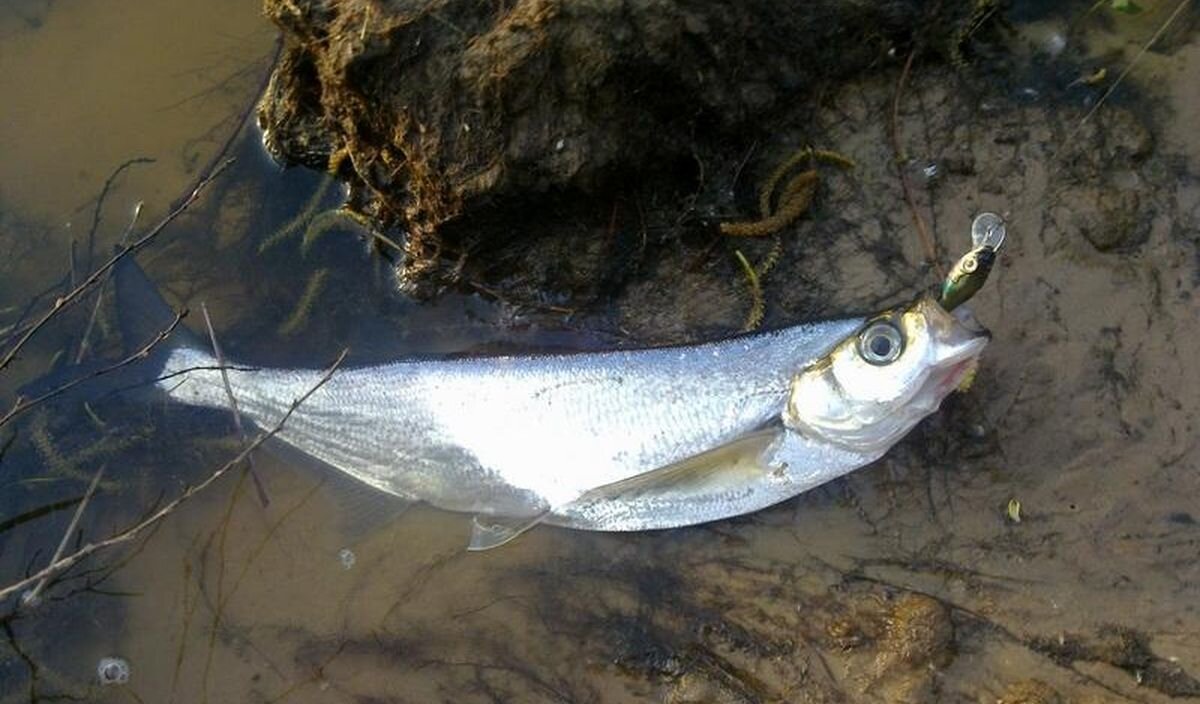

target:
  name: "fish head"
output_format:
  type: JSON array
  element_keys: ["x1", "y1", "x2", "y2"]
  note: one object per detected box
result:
[{"x1": 784, "y1": 296, "x2": 989, "y2": 455}]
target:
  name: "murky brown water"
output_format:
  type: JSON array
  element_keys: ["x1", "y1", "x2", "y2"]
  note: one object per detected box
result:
[{"x1": 1, "y1": 2, "x2": 1198, "y2": 703}]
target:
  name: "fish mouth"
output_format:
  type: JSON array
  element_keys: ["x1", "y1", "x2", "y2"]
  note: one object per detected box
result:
[
  {"x1": 932, "y1": 355, "x2": 980, "y2": 396},
  {"x1": 928, "y1": 326, "x2": 988, "y2": 397},
  {"x1": 941, "y1": 332, "x2": 989, "y2": 365},
  {"x1": 914, "y1": 299, "x2": 990, "y2": 400},
  {"x1": 925, "y1": 298, "x2": 990, "y2": 364}
]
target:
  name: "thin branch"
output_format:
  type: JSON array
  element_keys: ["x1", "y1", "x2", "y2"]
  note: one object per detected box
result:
[
  {"x1": 890, "y1": 49, "x2": 943, "y2": 279},
  {"x1": 0, "y1": 312, "x2": 186, "y2": 429},
  {"x1": 0, "y1": 348, "x2": 348, "y2": 605},
  {"x1": 75, "y1": 202, "x2": 144, "y2": 364},
  {"x1": 0, "y1": 274, "x2": 72, "y2": 349},
  {"x1": 20, "y1": 465, "x2": 106, "y2": 607},
  {"x1": 0, "y1": 158, "x2": 234, "y2": 374},
  {"x1": 84, "y1": 158, "x2": 156, "y2": 269},
  {"x1": 201, "y1": 302, "x2": 269, "y2": 507},
  {"x1": 1076, "y1": 0, "x2": 1193, "y2": 130},
  {"x1": 68, "y1": 239, "x2": 78, "y2": 289},
  {"x1": 0, "y1": 496, "x2": 83, "y2": 538}
]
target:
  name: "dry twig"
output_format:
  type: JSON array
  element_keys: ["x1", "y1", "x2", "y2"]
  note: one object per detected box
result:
[
  {"x1": 201, "y1": 302, "x2": 269, "y2": 507},
  {"x1": 0, "y1": 312, "x2": 186, "y2": 429},
  {"x1": 83, "y1": 158, "x2": 155, "y2": 268},
  {"x1": 0, "y1": 159, "x2": 234, "y2": 374},
  {"x1": 890, "y1": 50, "x2": 943, "y2": 279},
  {"x1": 75, "y1": 202, "x2": 144, "y2": 364},
  {"x1": 20, "y1": 465, "x2": 107, "y2": 607},
  {"x1": 0, "y1": 349, "x2": 348, "y2": 605}
]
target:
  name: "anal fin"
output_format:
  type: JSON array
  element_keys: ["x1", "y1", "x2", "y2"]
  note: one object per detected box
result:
[
  {"x1": 260, "y1": 437, "x2": 413, "y2": 543},
  {"x1": 468, "y1": 511, "x2": 549, "y2": 551}
]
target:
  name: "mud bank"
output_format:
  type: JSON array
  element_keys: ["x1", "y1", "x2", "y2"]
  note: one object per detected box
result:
[{"x1": 257, "y1": 0, "x2": 995, "y2": 291}]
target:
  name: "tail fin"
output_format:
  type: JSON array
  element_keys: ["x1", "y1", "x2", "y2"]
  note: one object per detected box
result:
[
  {"x1": 15, "y1": 256, "x2": 209, "y2": 406},
  {"x1": 111, "y1": 254, "x2": 215, "y2": 398},
  {"x1": 113, "y1": 254, "x2": 202, "y2": 354}
]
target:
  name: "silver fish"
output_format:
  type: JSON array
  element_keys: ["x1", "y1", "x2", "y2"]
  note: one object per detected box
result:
[{"x1": 120, "y1": 263, "x2": 987, "y2": 549}]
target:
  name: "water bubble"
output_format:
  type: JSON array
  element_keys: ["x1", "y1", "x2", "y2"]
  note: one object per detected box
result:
[{"x1": 97, "y1": 657, "x2": 130, "y2": 686}]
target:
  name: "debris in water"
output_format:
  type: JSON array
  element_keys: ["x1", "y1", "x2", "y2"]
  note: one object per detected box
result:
[
  {"x1": 921, "y1": 161, "x2": 940, "y2": 184},
  {"x1": 97, "y1": 657, "x2": 130, "y2": 686},
  {"x1": 338, "y1": 548, "x2": 356, "y2": 570},
  {"x1": 1044, "y1": 32, "x2": 1067, "y2": 58}
]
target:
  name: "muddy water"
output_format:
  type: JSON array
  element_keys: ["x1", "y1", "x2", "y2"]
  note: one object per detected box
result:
[{"x1": 2, "y1": 2, "x2": 1199, "y2": 703}]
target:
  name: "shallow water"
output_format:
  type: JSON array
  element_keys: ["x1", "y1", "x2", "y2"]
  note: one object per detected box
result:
[{"x1": 1, "y1": 2, "x2": 1199, "y2": 703}]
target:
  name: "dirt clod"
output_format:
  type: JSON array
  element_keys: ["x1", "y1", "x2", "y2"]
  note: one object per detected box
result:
[
  {"x1": 257, "y1": 0, "x2": 989, "y2": 289},
  {"x1": 876, "y1": 593, "x2": 954, "y2": 670},
  {"x1": 997, "y1": 679, "x2": 1062, "y2": 704}
]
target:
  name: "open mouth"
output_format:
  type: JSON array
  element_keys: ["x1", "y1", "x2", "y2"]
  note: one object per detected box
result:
[
  {"x1": 951, "y1": 305, "x2": 991, "y2": 337},
  {"x1": 936, "y1": 357, "x2": 979, "y2": 395}
]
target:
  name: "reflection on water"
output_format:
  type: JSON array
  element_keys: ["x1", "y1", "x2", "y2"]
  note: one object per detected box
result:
[
  {"x1": 2, "y1": 1, "x2": 1200, "y2": 703},
  {"x1": 0, "y1": 0, "x2": 275, "y2": 225}
]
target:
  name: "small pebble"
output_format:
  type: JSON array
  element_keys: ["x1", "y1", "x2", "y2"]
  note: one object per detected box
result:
[
  {"x1": 1044, "y1": 33, "x2": 1066, "y2": 58},
  {"x1": 97, "y1": 657, "x2": 130, "y2": 686},
  {"x1": 921, "y1": 162, "x2": 940, "y2": 184}
]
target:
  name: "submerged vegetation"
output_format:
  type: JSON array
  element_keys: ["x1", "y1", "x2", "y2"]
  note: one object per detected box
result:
[{"x1": 723, "y1": 147, "x2": 856, "y2": 330}]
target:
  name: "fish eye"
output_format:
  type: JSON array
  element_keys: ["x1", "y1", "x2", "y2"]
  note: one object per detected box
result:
[{"x1": 858, "y1": 321, "x2": 904, "y2": 365}]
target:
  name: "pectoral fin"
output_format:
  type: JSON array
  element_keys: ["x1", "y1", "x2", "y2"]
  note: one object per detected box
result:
[
  {"x1": 469, "y1": 429, "x2": 784, "y2": 549},
  {"x1": 467, "y1": 511, "x2": 550, "y2": 551},
  {"x1": 573, "y1": 428, "x2": 782, "y2": 505}
]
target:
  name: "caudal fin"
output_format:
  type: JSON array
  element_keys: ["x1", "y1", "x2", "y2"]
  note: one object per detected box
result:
[
  {"x1": 109, "y1": 253, "x2": 218, "y2": 399},
  {"x1": 15, "y1": 255, "x2": 208, "y2": 404},
  {"x1": 113, "y1": 254, "x2": 202, "y2": 352}
]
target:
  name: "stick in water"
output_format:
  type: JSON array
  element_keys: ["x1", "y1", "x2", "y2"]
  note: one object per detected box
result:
[
  {"x1": 0, "y1": 349, "x2": 347, "y2": 606},
  {"x1": 201, "y1": 302, "x2": 270, "y2": 507}
]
